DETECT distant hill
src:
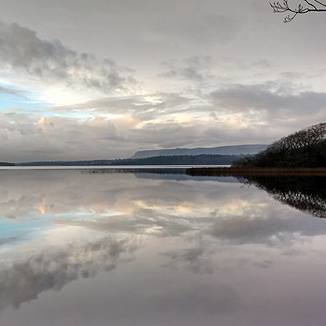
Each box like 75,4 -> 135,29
0,162 -> 15,166
234,123 -> 326,168
18,154 -> 241,166
110,155 -> 240,166
132,144 -> 268,159
18,160 -> 112,166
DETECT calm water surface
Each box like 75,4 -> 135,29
0,170 -> 325,326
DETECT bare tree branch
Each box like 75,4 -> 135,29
314,0 -> 326,7
305,0 -> 318,10
270,0 -> 326,22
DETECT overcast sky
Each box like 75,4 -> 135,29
0,0 -> 325,161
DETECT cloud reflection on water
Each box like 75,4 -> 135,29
0,233 -> 137,311
0,171 -> 325,325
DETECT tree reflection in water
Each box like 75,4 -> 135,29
242,176 -> 326,218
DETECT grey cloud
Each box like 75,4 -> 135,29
152,12 -> 240,46
159,56 -> 277,87
0,10 -> 324,162
0,21 -> 134,93
0,85 -> 26,96
161,56 -> 214,82
210,83 -> 326,116
0,112 -> 127,161
209,82 -> 326,133
0,13 -> 324,161
252,59 -> 273,69
129,121 -> 278,149
57,92 -> 193,120
47,80 -> 326,159
0,108 -> 288,162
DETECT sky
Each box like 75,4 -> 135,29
0,0 -> 326,162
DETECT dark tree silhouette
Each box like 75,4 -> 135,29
269,123 -> 326,151
270,0 -> 326,22
234,123 -> 326,168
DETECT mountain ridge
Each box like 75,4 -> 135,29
132,144 -> 268,159
17,154 -> 241,166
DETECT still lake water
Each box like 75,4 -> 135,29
0,169 -> 325,326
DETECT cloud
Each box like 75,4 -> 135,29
0,21 -> 135,95
160,56 -> 214,82
210,83 -> 326,116
4,79 -> 325,162
0,108 -> 279,162
209,82 -> 326,133
0,85 -> 26,96
0,112 -> 129,161
155,12 -> 240,47
56,92 -> 193,121
0,17 -> 324,160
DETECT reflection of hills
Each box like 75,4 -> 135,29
243,176 -> 326,218
134,172 -> 239,183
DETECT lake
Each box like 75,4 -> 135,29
0,169 -> 325,326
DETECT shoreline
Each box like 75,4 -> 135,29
0,165 -> 325,176
186,167 -> 326,176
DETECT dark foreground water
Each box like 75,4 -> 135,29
0,170 -> 325,326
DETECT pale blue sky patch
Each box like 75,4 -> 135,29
0,84 -> 51,113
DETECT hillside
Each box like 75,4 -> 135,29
132,144 -> 267,159
234,123 -> 326,168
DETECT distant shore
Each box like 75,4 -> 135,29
0,165 -> 197,173
1,165 -> 326,176
186,167 -> 326,176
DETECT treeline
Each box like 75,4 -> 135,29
234,123 -> 326,168
17,154 -> 241,166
